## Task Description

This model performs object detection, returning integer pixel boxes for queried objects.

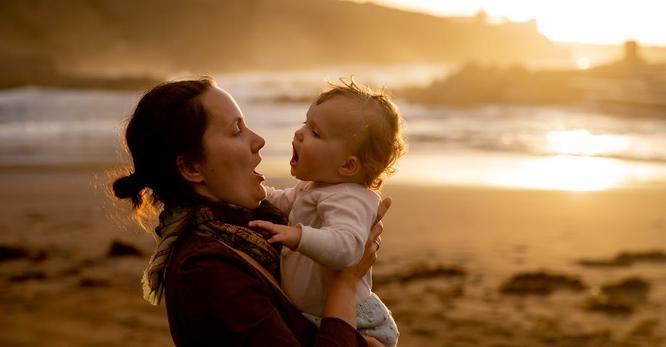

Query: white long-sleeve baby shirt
[265,181,380,316]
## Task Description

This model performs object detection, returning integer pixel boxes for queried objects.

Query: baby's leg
[357,292,399,347]
[302,293,399,347]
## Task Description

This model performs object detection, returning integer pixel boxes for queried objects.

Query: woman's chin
[259,183,268,199]
[253,183,267,205]
[232,185,267,210]
[241,198,264,210]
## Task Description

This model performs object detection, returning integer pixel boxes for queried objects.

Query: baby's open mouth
[290,145,299,165]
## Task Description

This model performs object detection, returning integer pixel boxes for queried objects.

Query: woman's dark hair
[112,78,215,213]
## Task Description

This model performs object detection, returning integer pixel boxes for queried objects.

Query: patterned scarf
[142,200,286,305]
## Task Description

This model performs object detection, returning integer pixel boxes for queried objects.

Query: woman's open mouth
[253,169,265,183]
[252,160,265,181]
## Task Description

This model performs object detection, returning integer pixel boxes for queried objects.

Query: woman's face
[186,87,266,208]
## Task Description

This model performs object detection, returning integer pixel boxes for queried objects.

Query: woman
[112,78,389,346]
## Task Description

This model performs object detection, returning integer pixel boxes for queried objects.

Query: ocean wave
[0,68,664,167]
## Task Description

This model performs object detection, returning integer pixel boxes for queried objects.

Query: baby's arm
[251,187,379,269]
[248,220,302,250]
[297,192,378,269]
[250,181,304,248]
[264,182,304,215]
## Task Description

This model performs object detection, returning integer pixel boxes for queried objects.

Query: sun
[366,0,666,45]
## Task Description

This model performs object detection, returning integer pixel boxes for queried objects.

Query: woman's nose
[251,131,265,153]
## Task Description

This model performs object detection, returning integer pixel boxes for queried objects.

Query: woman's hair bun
[112,173,145,199]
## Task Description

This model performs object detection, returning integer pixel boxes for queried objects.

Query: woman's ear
[338,155,361,177]
[176,156,204,183]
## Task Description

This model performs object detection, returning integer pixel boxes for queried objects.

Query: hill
[0,0,564,84]
[401,42,666,117]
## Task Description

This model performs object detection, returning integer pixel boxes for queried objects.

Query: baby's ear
[339,155,361,177]
[176,155,205,183]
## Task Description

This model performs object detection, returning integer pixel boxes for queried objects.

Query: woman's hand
[345,196,391,279]
[363,336,386,347]
[321,197,392,327]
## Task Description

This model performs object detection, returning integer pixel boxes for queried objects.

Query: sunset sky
[362,0,665,45]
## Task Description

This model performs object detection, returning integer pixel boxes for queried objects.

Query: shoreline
[1,160,665,192]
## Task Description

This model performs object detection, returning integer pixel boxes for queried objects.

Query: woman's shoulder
[168,230,243,270]
[167,229,280,291]
[163,230,310,345]
[164,230,281,306]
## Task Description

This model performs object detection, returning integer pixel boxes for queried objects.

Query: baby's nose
[294,128,304,141]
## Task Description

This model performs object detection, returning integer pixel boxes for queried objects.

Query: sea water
[1,64,665,190]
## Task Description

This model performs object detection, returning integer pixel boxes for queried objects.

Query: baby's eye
[303,121,321,138]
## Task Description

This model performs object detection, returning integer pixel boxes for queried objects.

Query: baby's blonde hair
[316,78,407,190]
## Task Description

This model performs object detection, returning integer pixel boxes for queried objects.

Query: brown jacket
[164,230,368,347]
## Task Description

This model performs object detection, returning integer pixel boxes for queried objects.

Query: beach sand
[1,165,665,346]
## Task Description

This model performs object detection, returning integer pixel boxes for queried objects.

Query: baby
[250,80,406,347]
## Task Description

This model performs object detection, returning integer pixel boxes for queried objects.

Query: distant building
[623,40,643,67]
[475,10,488,25]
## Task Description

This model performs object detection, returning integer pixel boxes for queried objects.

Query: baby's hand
[249,220,302,250]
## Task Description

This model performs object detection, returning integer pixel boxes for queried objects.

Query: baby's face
[290,96,366,183]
